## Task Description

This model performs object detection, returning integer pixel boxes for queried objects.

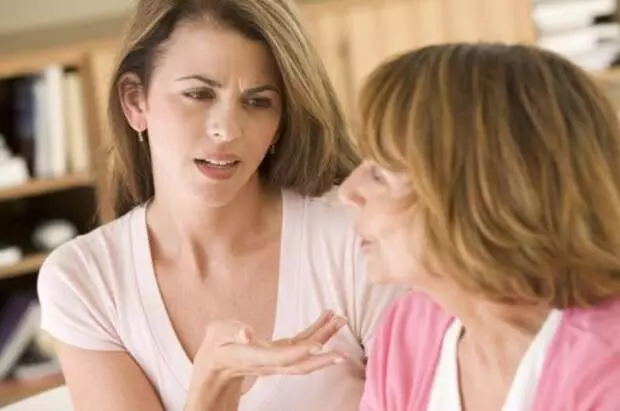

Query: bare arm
[56,339,241,411]
[56,311,346,411]
[55,341,165,411]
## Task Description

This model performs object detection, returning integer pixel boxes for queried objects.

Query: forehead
[155,19,280,84]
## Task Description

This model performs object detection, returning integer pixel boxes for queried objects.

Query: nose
[206,101,242,142]
[338,167,366,208]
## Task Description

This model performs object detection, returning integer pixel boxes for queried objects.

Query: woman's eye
[369,165,385,184]
[182,89,214,101]
[245,96,272,108]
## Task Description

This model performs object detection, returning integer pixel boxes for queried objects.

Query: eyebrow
[176,75,280,95]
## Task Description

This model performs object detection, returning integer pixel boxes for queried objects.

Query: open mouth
[194,159,240,169]
[194,157,241,180]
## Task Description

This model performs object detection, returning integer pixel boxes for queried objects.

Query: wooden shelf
[0,173,94,203]
[0,48,85,80]
[0,253,48,280]
[591,67,620,82]
[0,373,64,407]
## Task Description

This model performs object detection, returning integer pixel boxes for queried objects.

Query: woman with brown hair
[339,43,620,410]
[35,0,402,410]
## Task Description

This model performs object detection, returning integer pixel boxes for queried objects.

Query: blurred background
[1,0,620,406]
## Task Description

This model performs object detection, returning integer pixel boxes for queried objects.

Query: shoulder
[539,297,620,408]
[36,209,143,350]
[369,290,453,374]
[284,188,358,268]
[362,291,451,410]
[288,187,357,244]
[37,207,141,301]
[373,290,452,347]
[563,296,620,352]
[300,187,356,228]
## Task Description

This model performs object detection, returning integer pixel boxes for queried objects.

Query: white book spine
[43,65,67,178]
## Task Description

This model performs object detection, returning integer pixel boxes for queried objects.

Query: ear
[118,72,148,132]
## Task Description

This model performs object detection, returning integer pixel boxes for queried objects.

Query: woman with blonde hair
[338,44,620,410]
[36,0,402,410]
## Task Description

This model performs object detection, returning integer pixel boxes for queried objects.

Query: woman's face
[339,161,425,285]
[121,20,283,206]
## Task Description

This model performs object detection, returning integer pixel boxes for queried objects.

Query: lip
[196,153,241,162]
[194,158,240,180]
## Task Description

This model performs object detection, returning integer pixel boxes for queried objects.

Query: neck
[428,281,552,362]
[146,176,281,272]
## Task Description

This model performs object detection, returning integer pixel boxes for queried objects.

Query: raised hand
[186,311,348,410]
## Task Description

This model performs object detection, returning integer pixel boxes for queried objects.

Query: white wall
[0,0,135,34]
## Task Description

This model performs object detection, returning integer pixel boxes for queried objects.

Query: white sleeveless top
[38,190,403,410]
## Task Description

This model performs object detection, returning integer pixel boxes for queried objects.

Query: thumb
[204,320,255,345]
[236,326,255,344]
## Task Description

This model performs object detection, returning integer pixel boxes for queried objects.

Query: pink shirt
[361,291,620,411]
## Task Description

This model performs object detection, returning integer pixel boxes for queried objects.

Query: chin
[185,177,243,207]
[364,259,394,284]
[185,161,264,208]
[199,186,244,207]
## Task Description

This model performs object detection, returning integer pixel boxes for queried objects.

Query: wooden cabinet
[300,0,536,117]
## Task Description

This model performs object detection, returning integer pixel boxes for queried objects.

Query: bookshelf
[0,253,48,280]
[0,173,93,203]
[0,16,119,407]
[0,373,64,407]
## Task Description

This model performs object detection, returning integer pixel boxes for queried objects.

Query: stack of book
[1,65,91,184]
[0,294,60,384]
[534,0,620,71]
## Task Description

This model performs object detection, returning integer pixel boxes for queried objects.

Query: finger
[267,311,339,346]
[256,352,347,376]
[304,315,348,345]
[292,311,335,342]
[270,337,295,347]
[204,320,255,345]
[223,340,323,372]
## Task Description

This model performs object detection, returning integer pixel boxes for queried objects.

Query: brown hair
[107,0,358,216]
[358,43,620,308]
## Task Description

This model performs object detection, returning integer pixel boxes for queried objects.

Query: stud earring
[138,130,145,143]
[269,143,276,155]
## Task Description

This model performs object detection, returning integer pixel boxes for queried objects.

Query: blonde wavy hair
[107,0,358,216]
[358,43,620,308]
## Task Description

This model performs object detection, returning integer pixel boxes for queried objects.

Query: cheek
[241,112,281,160]
[251,112,281,144]
[374,213,427,282]
[145,95,199,150]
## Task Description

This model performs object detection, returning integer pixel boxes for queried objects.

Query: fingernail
[238,328,251,344]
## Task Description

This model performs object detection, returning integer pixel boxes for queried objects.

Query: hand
[186,311,348,409]
[196,310,348,379]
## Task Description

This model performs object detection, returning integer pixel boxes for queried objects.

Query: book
[63,71,90,173]
[11,340,61,381]
[534,0,616,33]
[0,296,41,379]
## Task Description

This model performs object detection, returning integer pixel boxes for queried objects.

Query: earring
[269,143,276,155]
[138,130,145,143]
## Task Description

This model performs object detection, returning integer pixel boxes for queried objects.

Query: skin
[338,160,551,411]
[55,19,345,411]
